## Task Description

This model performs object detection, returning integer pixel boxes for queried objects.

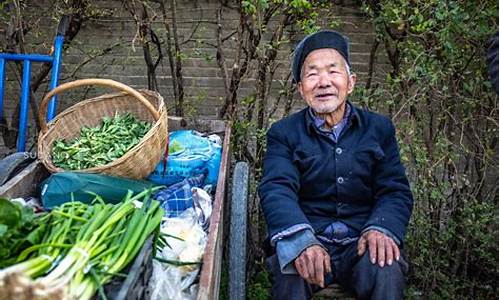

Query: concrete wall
[0,0,388,157]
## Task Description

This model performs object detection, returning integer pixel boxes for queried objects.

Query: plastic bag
[149,261,199,300]
[40,172,156,209]
[148,209,208,300]
[192,187,212,231]
[147,130,222,186]
[160,209,208,267]
[204,134,222,185]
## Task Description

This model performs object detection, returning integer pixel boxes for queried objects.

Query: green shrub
[359,0,499,298]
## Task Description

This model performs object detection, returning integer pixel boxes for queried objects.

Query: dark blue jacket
[259,104,413,244]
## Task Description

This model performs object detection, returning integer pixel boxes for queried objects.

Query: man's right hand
[294,245,331,288]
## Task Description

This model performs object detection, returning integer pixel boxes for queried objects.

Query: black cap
[292,30,350,83]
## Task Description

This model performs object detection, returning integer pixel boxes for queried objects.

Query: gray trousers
[266,241,408,300]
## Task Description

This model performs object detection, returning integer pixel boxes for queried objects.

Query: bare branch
[123,1,165,92]
[365,39,379,91]
[159,0,179,106]
[267,71,290,119]
[216,4,231,116]
[282,80,297,118]
[60,42,125,80]
[222,30,238,42]
[180,4,203,46]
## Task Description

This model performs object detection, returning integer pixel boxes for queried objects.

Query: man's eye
[307,73,318,77]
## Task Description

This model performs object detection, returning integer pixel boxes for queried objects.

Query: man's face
[298,48,356,114]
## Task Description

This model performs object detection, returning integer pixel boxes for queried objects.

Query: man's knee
[352,252,407,299]
[265,254,313,300]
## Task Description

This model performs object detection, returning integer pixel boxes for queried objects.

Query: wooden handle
[38,78,160,134]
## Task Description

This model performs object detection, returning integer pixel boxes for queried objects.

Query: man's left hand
[357,230,400,268]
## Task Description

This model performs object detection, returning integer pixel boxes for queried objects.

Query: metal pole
[0,53,53,62]
[47,34,64,121]
[17,60,31,152]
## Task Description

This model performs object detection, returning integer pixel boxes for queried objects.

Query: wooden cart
[0,117,236,300]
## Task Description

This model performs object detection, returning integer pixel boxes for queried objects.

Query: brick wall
[0,0,388,157]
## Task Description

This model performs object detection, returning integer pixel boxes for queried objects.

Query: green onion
[0,190,164,300]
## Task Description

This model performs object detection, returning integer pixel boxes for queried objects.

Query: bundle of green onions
[0,189,163,300]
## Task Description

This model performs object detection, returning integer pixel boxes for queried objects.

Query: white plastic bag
[149,260,199,300]
[192,187,212,230]
[148,209,208,300]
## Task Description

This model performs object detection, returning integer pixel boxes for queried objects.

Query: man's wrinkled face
[298,48,356,114]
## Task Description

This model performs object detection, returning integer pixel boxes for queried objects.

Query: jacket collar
[304,100,363,135]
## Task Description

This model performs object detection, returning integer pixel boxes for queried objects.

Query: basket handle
[38,78,161,134]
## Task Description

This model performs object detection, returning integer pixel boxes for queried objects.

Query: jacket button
[335,147,343,155]
[337,177,344,184]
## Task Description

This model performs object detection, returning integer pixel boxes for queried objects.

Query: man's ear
[347,73,357,94]
[297,82,304,98]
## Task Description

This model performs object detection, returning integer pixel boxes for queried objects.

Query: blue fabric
[270,223,314,246]
[275,222,360,275]
[259,102,414,246]
[274,219,399,274]
[274,104,359,274]
[272,104,350,246]
[275,229,322,274]
[308,104,351,143]
[154,173,206,217]
[312,103,401,245]
[317,221,359,245]
[266,241,408,300]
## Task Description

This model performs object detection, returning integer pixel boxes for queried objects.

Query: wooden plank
[313,284,354,299]
[0,161,49,199]
[197,122,231,300]
[167,116,226,134]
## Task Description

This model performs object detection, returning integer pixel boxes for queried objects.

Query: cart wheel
[229,161,249,300]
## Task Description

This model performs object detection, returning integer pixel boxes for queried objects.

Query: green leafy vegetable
[0,198,21,228]
[0,198,44,268]
[52,113,152,170]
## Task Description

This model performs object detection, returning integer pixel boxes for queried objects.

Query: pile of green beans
[52,113,152,170]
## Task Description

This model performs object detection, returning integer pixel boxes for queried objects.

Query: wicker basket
[37,79,168,179]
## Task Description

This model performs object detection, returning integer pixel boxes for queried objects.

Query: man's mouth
[314,93,336,101]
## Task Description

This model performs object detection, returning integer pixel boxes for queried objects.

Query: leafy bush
[360,0,499,298]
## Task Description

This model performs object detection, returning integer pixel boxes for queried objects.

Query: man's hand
[357,230,400,267]
[294,245,331,288]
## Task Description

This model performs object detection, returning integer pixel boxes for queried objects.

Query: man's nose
[318,73,331,88]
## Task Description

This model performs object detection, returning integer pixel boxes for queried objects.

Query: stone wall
[0,0,388,157]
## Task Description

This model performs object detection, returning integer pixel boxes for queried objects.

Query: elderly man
[259,30,413,300]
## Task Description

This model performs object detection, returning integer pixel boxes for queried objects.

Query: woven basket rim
[47,89,164,124]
